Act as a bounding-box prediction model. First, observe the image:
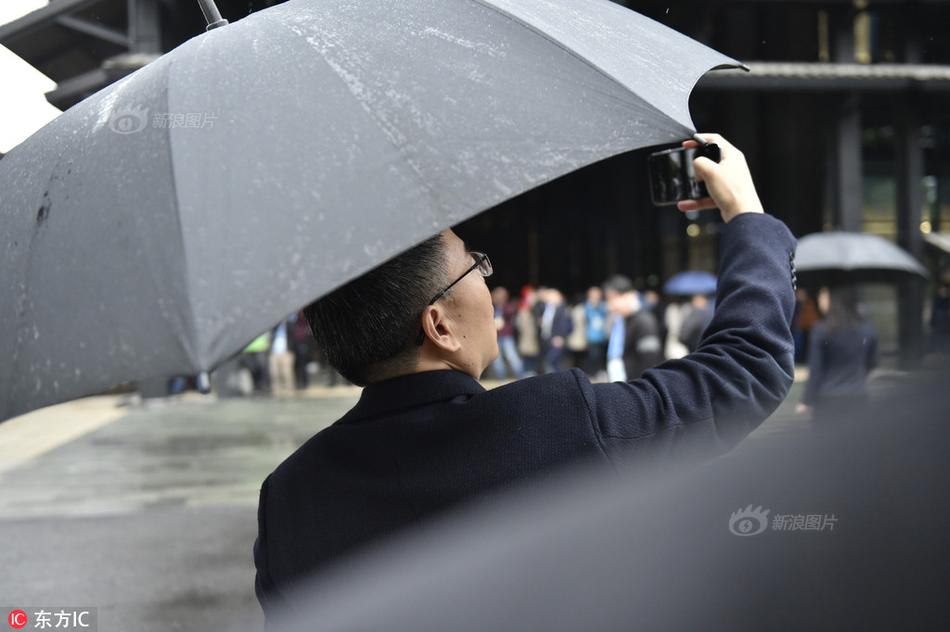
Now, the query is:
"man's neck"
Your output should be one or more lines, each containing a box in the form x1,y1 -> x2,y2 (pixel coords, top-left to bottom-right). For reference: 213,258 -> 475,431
406,355 -> 481,381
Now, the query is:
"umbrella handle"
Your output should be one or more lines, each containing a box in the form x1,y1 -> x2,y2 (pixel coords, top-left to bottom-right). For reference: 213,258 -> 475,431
196,0 -> 229,31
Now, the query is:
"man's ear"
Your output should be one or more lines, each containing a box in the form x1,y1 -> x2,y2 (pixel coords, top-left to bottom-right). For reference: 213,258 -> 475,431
421,304 -> 461,352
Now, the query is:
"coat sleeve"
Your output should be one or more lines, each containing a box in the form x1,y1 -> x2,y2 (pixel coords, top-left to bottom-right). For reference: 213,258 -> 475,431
577,213 -> 797,460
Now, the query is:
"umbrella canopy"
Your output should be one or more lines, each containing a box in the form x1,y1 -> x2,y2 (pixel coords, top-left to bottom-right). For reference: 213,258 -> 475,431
663,270 -> 717,296
0,0 -> 743,421
795,231 -> 928,286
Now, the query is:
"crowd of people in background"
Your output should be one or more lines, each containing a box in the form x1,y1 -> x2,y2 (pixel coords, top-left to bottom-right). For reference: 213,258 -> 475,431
211,277 -> 720,396
195,278 -> 950,408
221,310 -> 326,396
488,278 -> 714,382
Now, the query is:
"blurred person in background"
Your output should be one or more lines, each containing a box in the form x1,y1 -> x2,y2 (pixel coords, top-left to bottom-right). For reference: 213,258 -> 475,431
604,276 -> 664,380
269,317 -> 296,396
792,288 -> 820,363
531,285 -> 549,330
797,286 -> 877,424
567,294 -> 588,372
643,287 -> 668,355
242,331 -> 271,394
289,310 -> 316,390
538,288 -> 573,373
490,286 -> 524,379
663,299 -> 689,360
605,302 -> 627,382
678,293 -> 714,353
583,286 -> 609,379
931,282 -> 950,353
516,285 -> 541,376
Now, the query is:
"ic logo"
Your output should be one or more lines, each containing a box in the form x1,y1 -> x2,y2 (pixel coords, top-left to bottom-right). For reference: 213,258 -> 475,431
7,609 -> 27,629
729,504 -> 770,537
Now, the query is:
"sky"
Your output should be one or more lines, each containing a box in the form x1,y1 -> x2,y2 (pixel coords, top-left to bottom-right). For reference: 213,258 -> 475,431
0,0 -> 61,154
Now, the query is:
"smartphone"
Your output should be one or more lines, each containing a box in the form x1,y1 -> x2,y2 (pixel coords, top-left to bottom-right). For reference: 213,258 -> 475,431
648,143 -> 721,206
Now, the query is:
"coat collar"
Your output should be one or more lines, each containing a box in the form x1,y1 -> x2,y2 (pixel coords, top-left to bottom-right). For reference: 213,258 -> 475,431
338,370 -> 485,424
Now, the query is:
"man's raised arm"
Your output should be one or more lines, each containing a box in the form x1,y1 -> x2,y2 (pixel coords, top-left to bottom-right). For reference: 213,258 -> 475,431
576,134 -> 797,460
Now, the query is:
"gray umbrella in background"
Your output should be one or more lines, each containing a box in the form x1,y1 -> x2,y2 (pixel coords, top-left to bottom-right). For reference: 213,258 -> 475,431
795,231 -> 928,286
0,0 -> 744,421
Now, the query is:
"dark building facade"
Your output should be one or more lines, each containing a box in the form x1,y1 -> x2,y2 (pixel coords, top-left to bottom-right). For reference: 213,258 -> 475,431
3,0 -> 949,363
453,0 -> 950,365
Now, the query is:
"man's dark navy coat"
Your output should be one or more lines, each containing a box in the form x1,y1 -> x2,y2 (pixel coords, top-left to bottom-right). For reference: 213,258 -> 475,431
254,214 -> 798,617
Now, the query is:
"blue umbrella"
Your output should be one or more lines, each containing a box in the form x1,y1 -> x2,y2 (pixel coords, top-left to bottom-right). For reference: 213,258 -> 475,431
663,271 -> 717,296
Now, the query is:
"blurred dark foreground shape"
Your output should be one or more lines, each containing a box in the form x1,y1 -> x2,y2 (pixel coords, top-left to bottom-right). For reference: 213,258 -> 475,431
267,366 -> 950,632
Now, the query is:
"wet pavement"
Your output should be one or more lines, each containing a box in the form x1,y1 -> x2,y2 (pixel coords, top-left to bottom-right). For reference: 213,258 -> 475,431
0,381 -> 810,631
0,392 -> 359,632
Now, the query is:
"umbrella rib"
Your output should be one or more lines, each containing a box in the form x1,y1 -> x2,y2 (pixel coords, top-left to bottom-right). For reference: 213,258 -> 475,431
163,74 -> 204,371
5,153 -> 68,415
277,19 -> 451,217
466,0 -> 697,133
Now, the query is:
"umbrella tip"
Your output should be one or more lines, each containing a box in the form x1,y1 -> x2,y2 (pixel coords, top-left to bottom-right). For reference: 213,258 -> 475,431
196,0 -> 229,31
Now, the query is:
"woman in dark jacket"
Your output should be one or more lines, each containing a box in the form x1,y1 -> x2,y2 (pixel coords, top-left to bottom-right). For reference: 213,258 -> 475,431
797,286 -> 877,424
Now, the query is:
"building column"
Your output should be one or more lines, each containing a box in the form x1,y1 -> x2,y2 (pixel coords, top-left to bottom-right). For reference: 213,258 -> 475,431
834,94 -> 864,231
831,5 -> 864,231
128,0 -> 162,53
895,100 -> 926,368
894,10 -> 926,368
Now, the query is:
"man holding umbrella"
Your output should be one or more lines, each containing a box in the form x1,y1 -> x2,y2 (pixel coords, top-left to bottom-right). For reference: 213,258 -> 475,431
254,135 -> 797,616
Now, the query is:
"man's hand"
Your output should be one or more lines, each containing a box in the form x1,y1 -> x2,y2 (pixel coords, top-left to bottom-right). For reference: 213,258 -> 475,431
676,133 -> 764,224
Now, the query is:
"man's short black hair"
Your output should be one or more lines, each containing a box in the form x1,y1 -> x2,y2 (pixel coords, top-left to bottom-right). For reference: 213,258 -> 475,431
303,235 -> 448,386
603,274 -> 634,295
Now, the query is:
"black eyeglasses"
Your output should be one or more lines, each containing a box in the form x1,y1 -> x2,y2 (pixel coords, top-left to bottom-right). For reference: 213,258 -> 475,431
416,252 -> 492,346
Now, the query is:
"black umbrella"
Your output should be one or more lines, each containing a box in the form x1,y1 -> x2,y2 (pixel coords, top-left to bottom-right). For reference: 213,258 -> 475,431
795,231 -> 928,286
0,0 -> 744,421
